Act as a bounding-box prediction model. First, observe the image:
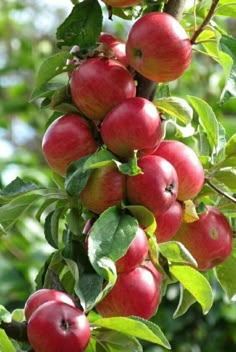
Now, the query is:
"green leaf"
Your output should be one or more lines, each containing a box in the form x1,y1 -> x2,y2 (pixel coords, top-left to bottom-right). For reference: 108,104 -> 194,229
159,241 -> 198,266
35,52 -> 71,88
215,241 -> 236,300
65,156 -> 92,196
0,177 -> 37,199
0,306 -> 11,323
216,2 -> 236,18
30,81 -> 67,101
187,95 -> 221,155
44,207 -> 67,249
219,35 -> 236,102
88,207 -> 138,275
214,169 -> 236,191
154,96 -> 193,125
114,152 -> 143,176
170,265 -> 214,314
173,287 -> 197,318
56,0 -> 103,49
93,317 -> 170,349
0,330 -> 16,352
225,133 -> 236,157
93,330 -> 143,352
125,205 -> 157,235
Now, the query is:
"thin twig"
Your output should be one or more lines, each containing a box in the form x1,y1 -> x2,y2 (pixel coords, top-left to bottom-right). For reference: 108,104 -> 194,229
0,320 -> 28,342
205,178 -> 236,204
190,0 -> 219,44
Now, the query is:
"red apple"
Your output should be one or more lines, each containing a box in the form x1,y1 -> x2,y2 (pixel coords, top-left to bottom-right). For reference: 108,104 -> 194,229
126,12 -> 192,82
127,155 -> 178,215
153,140 -> 205,201
102,0 -> 142,7
101,97 -> 163,158
24,289 -> 76,321
173,206 -> 233,271
27,301 -> 90,352
42,114 -> 98,176
98,32 -> 128,67
154,201 -> 183,243
80,164 -> 126,214
70,57 -> 136,120
96,261 -> 162,319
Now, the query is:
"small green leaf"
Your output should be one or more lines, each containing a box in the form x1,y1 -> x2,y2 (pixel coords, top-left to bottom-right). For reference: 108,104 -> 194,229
219,35 -> 236,102
159,241 -> 198,266
170,265 -> 214,314
56,0 -> 103,49
173,287 -> 197,318
93,317 -> 170,349
214,169 -> 236,191
225,133 -> 236,157
65,155 -> 92,196
93,330 -> 143,352
114,152 -> 143,176
216,2 -> 236,20
125,205 -> 157,235
0,330 -> 16,352
154,96 -> 193,125
0,177 -> 37,199
44,207 -> 66,249
0,306 -> 11,323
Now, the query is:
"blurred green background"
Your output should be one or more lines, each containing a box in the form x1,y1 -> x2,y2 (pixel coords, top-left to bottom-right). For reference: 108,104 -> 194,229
0,1 -> 235,351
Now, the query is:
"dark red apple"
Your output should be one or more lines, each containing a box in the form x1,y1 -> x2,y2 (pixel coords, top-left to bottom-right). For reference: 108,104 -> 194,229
153,140 -> 205,201
70,57 -> 136,120
102,0 -> 142,7
101,97 -> 163,158
27,301 -> 90,352
126,12 -> 192,82
173,206 -> 233,270
80,164 -> 126,214
155,201 -> 183,243
96,261 -> 162,319
127,155 -> 178,215
24,289 -> 76,321
98,32 -> 128,67
42,114 -> 98,176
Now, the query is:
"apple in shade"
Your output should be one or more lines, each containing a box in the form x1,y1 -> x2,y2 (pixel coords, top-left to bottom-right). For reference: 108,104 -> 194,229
126,12 -> 192,82
42,114 -> 98,176
98,32 -> 128,67
70,57 -> 136,120
27,301 -> 90,352
101,97 -> 163,158
24,288 -> 76,321
155,201 -> 183,243
102,0 -> 142,7
96,261 -> 162,319
80,164 -> 126,214
127,155 -> 178,216
153,140 -> 205,201
173,206 -> 233,271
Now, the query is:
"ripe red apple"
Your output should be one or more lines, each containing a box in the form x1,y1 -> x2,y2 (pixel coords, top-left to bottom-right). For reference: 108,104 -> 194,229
42,114 -> 98,176
24,289 -> 76,321
96,261 -> 162,319
101,97 -> 163,158
153,140 -> 205,201
173,206 -> 233,271
155,201 -> 183,243
27,301 -> 90,352
127,155 -> 178,216
126,12 -> 192,82
102,0 -> 142,7
70,57 -> 136,120
98,32 -> 128,67
80,164 -> 126,214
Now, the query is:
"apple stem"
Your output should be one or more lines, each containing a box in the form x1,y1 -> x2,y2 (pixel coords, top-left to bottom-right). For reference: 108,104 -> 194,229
190,0 -> 220,45
205,178 -> 236,204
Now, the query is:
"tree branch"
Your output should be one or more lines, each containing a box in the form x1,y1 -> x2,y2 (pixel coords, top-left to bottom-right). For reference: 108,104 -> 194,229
205,178 -> 236,204
0,320 -> 28,343
190,0 -> 219,44
137,0 -> 187,100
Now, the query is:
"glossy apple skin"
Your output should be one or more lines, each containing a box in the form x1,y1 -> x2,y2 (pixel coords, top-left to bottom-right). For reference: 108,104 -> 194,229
126,12 -> 192,82
27,301 -> 90,352
101,97 -> 163,158
173,206 -> 233,270
42,114 -> 98,176
24,289 -> 76,321
98,32 -> 128,67
80,164 -> 126,214
155,201 -> 183,243
70,57 -> 136,120
102,0 -> 142,7
96,261 -> 162,319
116,226 -> 149,273
127,155 -> 178,216
153,140 -> 205,201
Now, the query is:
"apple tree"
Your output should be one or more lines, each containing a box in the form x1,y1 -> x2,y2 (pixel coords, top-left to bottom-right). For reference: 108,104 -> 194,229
0,0 -> 236,351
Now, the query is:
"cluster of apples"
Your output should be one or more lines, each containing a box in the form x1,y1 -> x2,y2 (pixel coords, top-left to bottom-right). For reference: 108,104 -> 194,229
24,289 -> 90,352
